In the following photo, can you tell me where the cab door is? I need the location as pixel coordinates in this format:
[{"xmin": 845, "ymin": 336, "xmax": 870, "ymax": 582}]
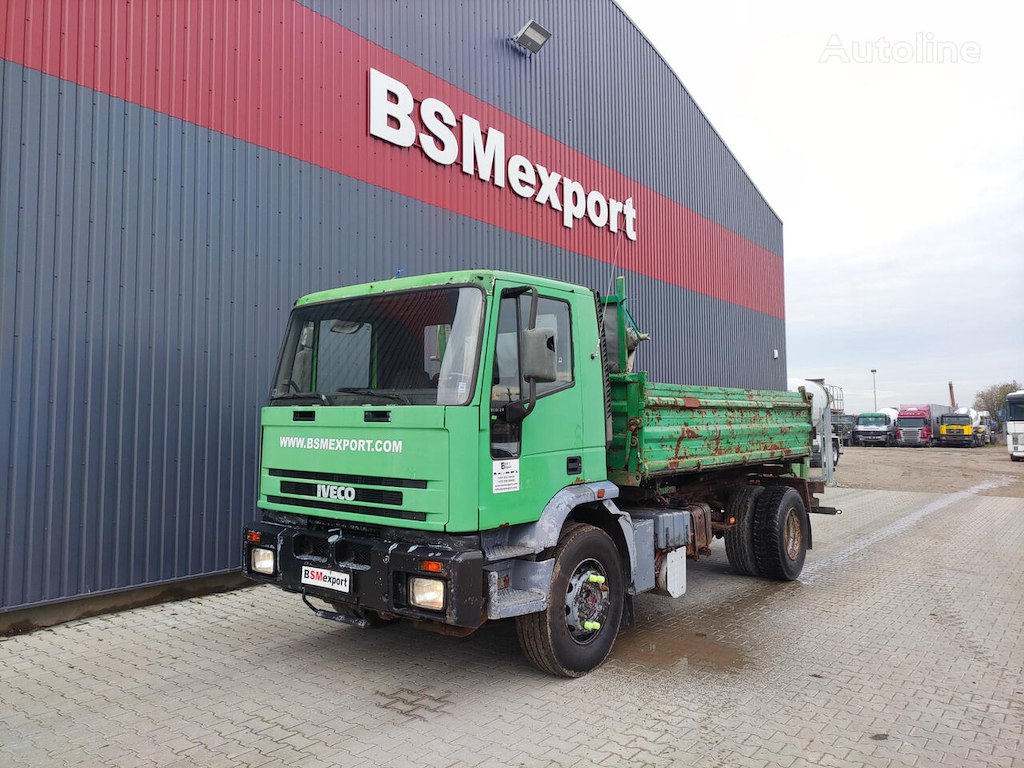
[{"xmin": 477, "ymin": 283, "xmax": 584, "ymax": 530}]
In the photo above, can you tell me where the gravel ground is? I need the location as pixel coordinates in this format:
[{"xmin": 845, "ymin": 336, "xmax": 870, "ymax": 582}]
[{"xmin": 835, "ymin": 442, "xmax": 1024, "ymax": 498}]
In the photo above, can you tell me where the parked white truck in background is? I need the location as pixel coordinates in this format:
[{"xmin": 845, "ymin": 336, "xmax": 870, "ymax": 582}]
[{"xmin": 1006, "ymin": 391, "xmax": 1024, "ymax": 461}]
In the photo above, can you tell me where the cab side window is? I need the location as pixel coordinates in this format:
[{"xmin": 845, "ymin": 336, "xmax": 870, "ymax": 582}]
[
  {"xmin": 523, "ymin": 297, "xmax": 573, "ymax": 396},
  {"xmin": 489, "ymin": 292, "xmax": 574, "ymax": 459},
  {"xmin": 491, "ymin": 294, "xmax": 573, "ymax": 403}
]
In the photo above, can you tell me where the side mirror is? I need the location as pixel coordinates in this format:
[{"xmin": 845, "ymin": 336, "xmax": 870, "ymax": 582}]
[{"xmin": 521, "ymin": 328, "xmax": 556, "ymax": 383}]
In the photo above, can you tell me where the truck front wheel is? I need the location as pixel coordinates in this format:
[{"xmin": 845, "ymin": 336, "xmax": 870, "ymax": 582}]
[
  {"xmin": 515, "ymin": 523, "xmax": 625, "ymax": 677},
  {"xmin": 753, "ymin": 487, "xmax": 808, "ymax": 581}
]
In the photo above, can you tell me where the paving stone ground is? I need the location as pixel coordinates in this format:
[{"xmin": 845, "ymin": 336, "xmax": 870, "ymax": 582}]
[{"xmin": 2, "ymin": 479, "xmax": 1022, "ymax": 767}]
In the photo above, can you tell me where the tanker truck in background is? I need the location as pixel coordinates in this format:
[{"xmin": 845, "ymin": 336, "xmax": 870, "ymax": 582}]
[
  {"xmin": 823, "ymin": 383, "xmax": 854, "ymax": 446},
  {"xmin": 879, "ymin": 407, "xmax": 900, "ymax": 428},
  {"xmin": 936, "ymin": 407, "xmax": 983, "ymax": 448},
  {"xmin": 853, "ymin": 412, "xmax": 897, "ymax": 446},
  {"xmin": 976, "ymin": 410, "xmax": 992, "ymax": 445},
  {"xmin": 789, "ymin": 378, "xmax": 841, "ymax": 469}
]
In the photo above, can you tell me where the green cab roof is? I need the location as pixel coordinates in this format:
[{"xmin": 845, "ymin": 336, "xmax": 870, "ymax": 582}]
[{"xmin": 294, "ymin": 269, "xmax": 594, "ymax": 307}]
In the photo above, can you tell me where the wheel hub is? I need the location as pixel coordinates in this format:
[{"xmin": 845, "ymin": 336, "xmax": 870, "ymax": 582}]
[
  {"xmin": 785, "ymin": 508, "xmax": 803, "ymax": 560},
  {"xmin": 564, "ymin": 558, "xmax": 609, "ymax": 644}
]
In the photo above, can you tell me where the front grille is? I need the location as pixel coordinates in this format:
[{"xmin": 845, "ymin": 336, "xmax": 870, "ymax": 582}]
[
  {"xmin": 279, "ymin": 480, "xmax": 402, "ymax": 506},
  {"xmin": 268, "ymin": 495, "xmax": 427, "ymax": 522},
  {"xmin": 294, "ymin": 534, "xmax": 330, "ymax": 561},
  {"xmin": 902, "ymin": 429, "xmax": 922, "ymax": 441},
  {"xmin": 269, "ymin": 468, "xmax": 427, "ymax": 489},
  {"xmin": 291, "ymin": 533, "xmax": 373, "ymax": 566},
  {"xmin": 267, "ymin": 468, "xmax": 430, "ymax": 523},
  {"xmin": 335, "ymin": 540, "xmax": 372, "ymax": 567}
]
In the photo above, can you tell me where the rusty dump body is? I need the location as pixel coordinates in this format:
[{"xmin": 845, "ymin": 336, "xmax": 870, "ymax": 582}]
[{"xmin": 607, "ymin": 372, "xmax": 813, "ymax": 489}]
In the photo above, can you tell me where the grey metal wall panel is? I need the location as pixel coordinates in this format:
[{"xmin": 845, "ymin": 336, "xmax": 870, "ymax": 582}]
[{"xmin": 1, "ymin": 2, "xmax": 785, "ymax": 612}]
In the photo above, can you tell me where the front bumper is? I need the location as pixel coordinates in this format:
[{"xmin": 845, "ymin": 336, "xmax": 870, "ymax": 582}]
[
  {"xmin": 855, "ymin": 433, "xmax": 890, "ymax": 444},
  {"xmin": 243, "ymin": 518, "xmax": 486, "ymax": 627},
  {"xmin": 937, "ymin": 436, "xmax": 974, "ymax": 447}
]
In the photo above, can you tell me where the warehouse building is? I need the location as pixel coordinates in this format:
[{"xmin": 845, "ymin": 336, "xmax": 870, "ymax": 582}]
[{"xmin": 0, "ymin": 1, "xmax": 785, "ymax": 613}]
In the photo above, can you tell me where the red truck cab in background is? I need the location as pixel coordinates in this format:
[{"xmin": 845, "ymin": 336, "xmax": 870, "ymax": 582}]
[{"xmin": 896, "ymin": 404, "xmax": 950, "ymax": 447}]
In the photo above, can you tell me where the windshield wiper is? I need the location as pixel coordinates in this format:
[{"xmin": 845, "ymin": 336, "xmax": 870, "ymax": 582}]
[
  {"xmin": 334, "ymin": 388, "xmax": 411, "ymax": 405},
  {"xmin": 269, "ymin": 391, "xmax": 330, "ymax": 405}
]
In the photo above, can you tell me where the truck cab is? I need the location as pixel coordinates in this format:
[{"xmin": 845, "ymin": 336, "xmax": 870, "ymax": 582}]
[
  {"xmin": 833, "ymin": 414, "xmax": 855, "ymax": 446},
  {"xmin": 251, "ymin": 271, "xmax": 603, "ymax": 622},
  {"xmin": 243, "ymin": 270, "xmax": 821, "ymax": 676},
  {"xmin": 936, "ymin": 412, "xmax": 978, "ymax": 447},
  {"xmin": 853, "ymin": 412, "xmax": 896, "ymax": 446},
  {"xmin": 1006, "ymin": 391, "xmax": 1024, "ymax": 461},
  {"xmin": 896, "ymin": 406, "xmax": 937, "ymax": 447}
]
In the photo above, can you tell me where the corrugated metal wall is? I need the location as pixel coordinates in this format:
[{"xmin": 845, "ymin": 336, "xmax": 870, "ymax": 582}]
[
  {"xmin": 304, "ymin": 0, "xmax": 782, "ymax": 255},
  {"xmin": 0, "ymin": 0, "xmax": 785, "ymax": 612}
]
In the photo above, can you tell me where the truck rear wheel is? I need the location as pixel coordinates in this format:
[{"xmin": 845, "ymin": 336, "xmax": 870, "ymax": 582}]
[
  {"xmin": 515, "ymin": 523, "xmax": 624, "ymax": 677},
  {"xmin": 753, "ymin": 487, "xmax": 808, "ymax": 581},
  {"xmin": 724, "ymin": 485, "xmax": 764, "ymax": 576}
]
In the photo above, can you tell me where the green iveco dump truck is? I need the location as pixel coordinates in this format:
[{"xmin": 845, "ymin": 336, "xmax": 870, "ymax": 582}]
[{"xmin": 243, "ymin": 270, "xmax": 831, "ymax": 676}]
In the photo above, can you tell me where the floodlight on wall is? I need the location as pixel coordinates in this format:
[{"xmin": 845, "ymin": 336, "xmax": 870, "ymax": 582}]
[{"xmin": 512, "ymin": 20, "xmax": 552, "ymax": 54}]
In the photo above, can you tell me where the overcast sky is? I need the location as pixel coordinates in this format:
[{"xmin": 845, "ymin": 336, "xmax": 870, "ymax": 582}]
[{"xmin": 616, "ymin": 0, "xmax": 1023, "ymax": 413}]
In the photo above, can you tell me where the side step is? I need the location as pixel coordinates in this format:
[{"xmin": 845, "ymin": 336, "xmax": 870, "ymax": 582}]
[{"xmin": 484, "ymin": 560, "xmax": 554, "ymax": 619}]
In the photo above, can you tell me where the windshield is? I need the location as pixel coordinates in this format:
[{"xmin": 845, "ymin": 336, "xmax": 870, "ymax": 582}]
[
  {"xmin": 1006, "ymin": 399, "xmax": 1024, "ymax": 421},
  {"xmin": 899, "ymin": 418, "xmax": 926, "ymax": 428},
  {"xmin": 271, "ymin": 286, "xmax": 485, "ymax": 406},
  {"xmin": 942, "ymin": 416, "xmax": 971, "ymax": 425},
  {"xmin": 857, "ymin": 416, "xmax": 888, "ymax": 426}
]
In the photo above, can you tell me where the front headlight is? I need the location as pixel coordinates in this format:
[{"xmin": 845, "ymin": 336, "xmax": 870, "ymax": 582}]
[
  {"xmin": 409, "ymin": 577, "xmax": 445, "ymax": 611},
  {"xmin": 251, "ymin": 547, "xmax": 275, "ymax": 574}
]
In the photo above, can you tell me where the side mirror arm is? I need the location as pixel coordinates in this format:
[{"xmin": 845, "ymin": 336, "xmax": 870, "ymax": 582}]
[{"xmin": 499, "ymin": 286, "xmax": 541, "ymax": 425}]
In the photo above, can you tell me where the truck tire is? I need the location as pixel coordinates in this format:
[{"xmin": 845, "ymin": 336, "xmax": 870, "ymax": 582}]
[
  {"xmin": 515, "ymin": 523, "xmax": 624, "ymax": 677},
  {"xmin": 724, "ymin": 485, "xmax": 764, "ymax": 576},
  {"xmin": 752, "ymin": 487, "xmax": 808, "ymax": 581}
]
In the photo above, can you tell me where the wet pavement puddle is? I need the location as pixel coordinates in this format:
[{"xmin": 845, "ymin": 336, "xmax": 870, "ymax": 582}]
[{"xmin": 610, "ymin": 628, "xmax": 747, "ymax": 670}]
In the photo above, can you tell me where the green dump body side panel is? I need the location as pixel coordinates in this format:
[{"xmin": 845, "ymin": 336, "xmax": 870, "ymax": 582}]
[{"xmin": 608, "ymin": 372, "xmax": 812, "ymax": 487}]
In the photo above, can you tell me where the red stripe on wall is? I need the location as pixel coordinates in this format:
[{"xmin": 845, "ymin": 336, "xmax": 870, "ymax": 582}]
[{"xmin": 1, "ymin": 0, "xmax": 784, "ymax": 318}]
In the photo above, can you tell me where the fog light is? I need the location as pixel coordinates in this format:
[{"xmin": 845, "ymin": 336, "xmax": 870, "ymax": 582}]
[
  {"xmin": 251, "ymin": 546, "xmax": 275, "ymax": 575},
  {"xmin": 409, "ymin": 577, "xmax": 445, "ymax": 611}
]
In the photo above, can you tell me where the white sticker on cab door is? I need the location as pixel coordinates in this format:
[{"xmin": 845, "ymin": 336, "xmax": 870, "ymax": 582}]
[{"xmin": 492, "ymin": 459, "xmax": 520, "ymax": 494}]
